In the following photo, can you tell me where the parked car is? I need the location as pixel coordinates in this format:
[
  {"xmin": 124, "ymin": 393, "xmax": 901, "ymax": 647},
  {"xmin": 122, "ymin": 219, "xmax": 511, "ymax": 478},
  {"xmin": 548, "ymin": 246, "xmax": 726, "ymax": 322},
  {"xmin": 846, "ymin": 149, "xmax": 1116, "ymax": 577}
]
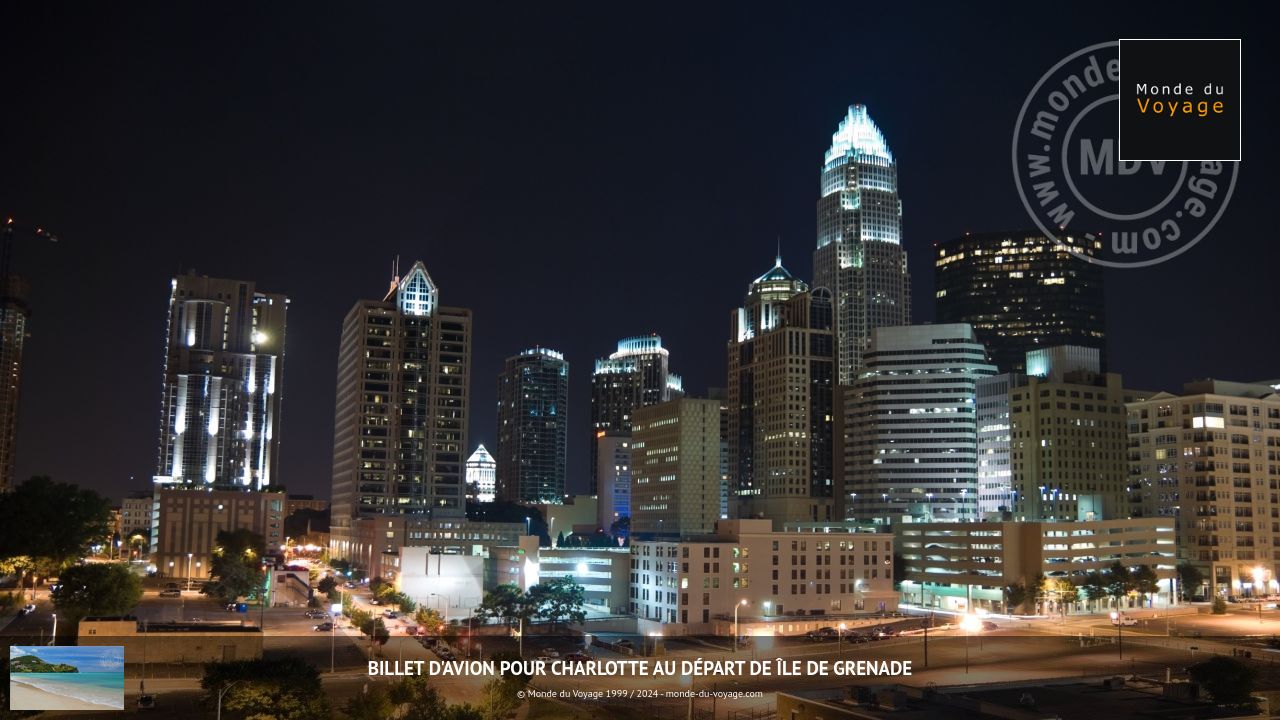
[
  {"xmin": 541, "ymin": 649, "xmax": 560, "ymax": 659},
  {"xmin": 314, "ymin": 622, "xmax": 334, "ymax": 632},
  {"xmin": 305, "ymin": 610, "xmax": 328, "ymax": 619},
  {"xmin": 420, "ymin": 637, "xmax": 439, "ymax": 647},
  {"xmin": 564, "ymin": 652, "xmax": 590, "ymax": 662},
  {"xmin": 159, "ymin": 589, "xmax": 181, "ymax": 598},
  {"xmin": 806, "ymin": 626, "xmax": 838, "ymax": 641},
  {"xmin": 1111, "ymin": 615, "xmax": 1138, "ymax": 626},
  {"xmin": 369, "ymin": 598, "xmax": 381, "ymax": 605},
  {"xmin": 981, "ymin": 620, "xmax": 999, "ymax": 631},
  {"xmin": 615, "ymin": 639, "xmax": 634, "ymax": 649},
  {"xmin": 18, "ymin": 604, "xmax": 36, "ymax": 616},
  {"xmin": 383, "ymin": 610, "xmax": 398, "ymax": 619}
]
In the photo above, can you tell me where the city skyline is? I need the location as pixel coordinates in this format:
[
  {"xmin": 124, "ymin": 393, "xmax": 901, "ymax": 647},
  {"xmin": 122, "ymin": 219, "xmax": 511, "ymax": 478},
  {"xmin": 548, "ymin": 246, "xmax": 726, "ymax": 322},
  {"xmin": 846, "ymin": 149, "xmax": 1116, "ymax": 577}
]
[{"xmin": 1, "ymin": 5, "xmax": 1277, "ymax": 503}]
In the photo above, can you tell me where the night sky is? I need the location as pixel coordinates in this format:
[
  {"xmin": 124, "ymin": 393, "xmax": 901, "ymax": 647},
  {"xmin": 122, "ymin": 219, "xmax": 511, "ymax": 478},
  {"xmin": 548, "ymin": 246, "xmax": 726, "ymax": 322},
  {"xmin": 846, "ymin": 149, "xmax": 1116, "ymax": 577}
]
[{"xmin": 2, "ymin": 4, "xmax": 1276, "ymax": 503}]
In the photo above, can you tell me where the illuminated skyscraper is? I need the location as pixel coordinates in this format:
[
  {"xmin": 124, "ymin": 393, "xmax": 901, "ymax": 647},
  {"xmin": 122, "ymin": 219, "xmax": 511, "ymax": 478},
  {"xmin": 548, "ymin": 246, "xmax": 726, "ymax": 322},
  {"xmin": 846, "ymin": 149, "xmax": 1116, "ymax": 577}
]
[
  {"xmin": 589, "ymin": 335, "xmax": 682, "ymax": 493},
  {"xmin": 496, "ymin": 347, "xmax": 569, "ymax": 504},
  {"xmin": 935, "ymin": 231, "xmax": 1106, "ymax": 373},
  {"xmin": 465, "ymin": 444, "xmax": 496, "ymax": 503},
  {"xmin": 330, "ymin": 261, "xmax": 472, "ymax": 536},
  {"xmin": 727, "ymin": 255, "xmax": 835, "ymax": 528},
  {"xmin": 153, "ymin": 273, "xmax": 288, "ymax": 492},
  {"xmin": 844, "ymin": 324, "xmax": 995, "ymax": 524},
  {"xmin": 813, "ymin": 104, "xmax": 911, "ymax": 384}
]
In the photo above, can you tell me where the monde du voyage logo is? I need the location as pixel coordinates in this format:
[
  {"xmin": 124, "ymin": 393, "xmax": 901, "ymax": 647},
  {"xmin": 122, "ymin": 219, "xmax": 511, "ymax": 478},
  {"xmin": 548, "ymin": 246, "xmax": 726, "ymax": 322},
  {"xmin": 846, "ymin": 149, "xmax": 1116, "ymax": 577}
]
[{"xmin": 1012, "ymin": 40, "xmax": 1240, "ymax": 268}]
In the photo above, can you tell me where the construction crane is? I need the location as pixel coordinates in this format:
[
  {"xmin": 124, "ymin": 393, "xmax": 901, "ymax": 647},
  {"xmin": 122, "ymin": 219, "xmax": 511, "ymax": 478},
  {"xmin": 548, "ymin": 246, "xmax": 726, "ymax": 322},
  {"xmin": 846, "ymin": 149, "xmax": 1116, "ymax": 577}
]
[{"xmin": 1, "ymin": 217, "xmax": 58, "ymax": 310}]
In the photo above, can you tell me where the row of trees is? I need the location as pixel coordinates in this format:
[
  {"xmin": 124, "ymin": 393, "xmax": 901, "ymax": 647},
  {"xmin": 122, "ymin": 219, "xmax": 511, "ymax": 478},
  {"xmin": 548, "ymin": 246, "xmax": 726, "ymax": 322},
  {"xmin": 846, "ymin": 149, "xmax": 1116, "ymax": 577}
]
[
  {"xmin": 0, "ymin": 477, "xmax": 141, "ymax": 630},
  {"xmin": 473, "ymin": 577, "xmax": 586, "ymax": 631},
  {"xmin": 1003, "ymin": 562, "xmax": 1164, "ymax": 614}
]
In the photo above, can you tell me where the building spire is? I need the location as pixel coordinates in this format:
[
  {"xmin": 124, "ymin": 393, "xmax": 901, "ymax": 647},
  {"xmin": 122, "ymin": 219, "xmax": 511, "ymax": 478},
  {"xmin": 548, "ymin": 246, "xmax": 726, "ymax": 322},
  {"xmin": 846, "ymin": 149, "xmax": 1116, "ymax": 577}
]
[{"xmin": 775, "ymin": 236, "xmax": 783, "ymax": 267}]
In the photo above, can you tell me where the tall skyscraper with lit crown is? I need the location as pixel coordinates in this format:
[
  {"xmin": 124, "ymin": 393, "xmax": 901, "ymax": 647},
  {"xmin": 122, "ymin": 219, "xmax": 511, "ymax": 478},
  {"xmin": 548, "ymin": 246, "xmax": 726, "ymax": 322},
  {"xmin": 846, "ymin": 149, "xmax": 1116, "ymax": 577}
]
[
  {"xmin": 589, "ymin": 335, "xmax": 683, "ymax": 493},
  {"xmin": 727, "ymin": 254, "xmax": 835, "ymax": 528},
  {"xmin": 813, "ymin": 104, "xmax": 911, "ymax": 384},
  {"xmin": 329, "ymin": 260, "xmax": 472, "ymax": 537}
]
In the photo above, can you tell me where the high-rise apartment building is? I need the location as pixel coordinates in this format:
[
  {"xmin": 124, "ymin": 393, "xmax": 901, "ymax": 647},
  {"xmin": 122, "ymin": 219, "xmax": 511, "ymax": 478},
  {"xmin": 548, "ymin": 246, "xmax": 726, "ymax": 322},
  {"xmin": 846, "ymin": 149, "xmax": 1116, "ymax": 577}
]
[
  {"xmin": 590, "ymin": 336, "xmax": 682, "ymax": 492},
  {"xmin": 934, "ymin": 231, "xmax": 1106, "ymax": 373},
  {"xmin": 629, "ymin": 520, "xmax": 897, "ymax": 631},
  {"xmin": 976, "ymin": 373, "xmax": 1020, "ymax": 516},
  {"xmin": 595, "ymin": 431, "xmax": 631, "ymax": 534},
  {"xmin": 495, "ymin": 347, "xmax": 568, "ymax": 504},
  {"xmin": 630, "ymin": 397, "xmax": 723, "ymax": 538},
  {"xmin": 1005, "ymin": 347, "xmax": 1150, "ymax": 522},
  {"xmin": 153, "ymin": 274, "xmax": 288, "ymax": 492},
  {"xmin": 727, "ymin": 256, "xmax": 835, "ymax": 528},
  {"xmin": 1127, "ymin": 380, "xmax": 1280, "ymax": 598},
  {"xmin": 0, "ymin": 274, "xmax": 29, "ymax": 493},
  {"xmin": 813, "ymin": 104, "xmax": 911, "ymax": 384},
  {"xmin": 845, "ymin": 324, "xmax": 996, "ymax": 524},
  {"xmin": 330, "ymin": 261, "xmax": 472, "ymax": 556},
  {"xmin": 465, "ymin": 444, "xmax": 496, "ymax": 503}
]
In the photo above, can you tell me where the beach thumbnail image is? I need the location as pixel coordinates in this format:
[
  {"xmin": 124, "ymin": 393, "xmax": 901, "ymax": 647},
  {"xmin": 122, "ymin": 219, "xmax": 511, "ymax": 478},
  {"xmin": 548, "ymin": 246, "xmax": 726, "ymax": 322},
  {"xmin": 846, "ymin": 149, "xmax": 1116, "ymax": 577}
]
[{"xmin": 9, "ymin": 645, "xmax": 125, "ymax": 711}]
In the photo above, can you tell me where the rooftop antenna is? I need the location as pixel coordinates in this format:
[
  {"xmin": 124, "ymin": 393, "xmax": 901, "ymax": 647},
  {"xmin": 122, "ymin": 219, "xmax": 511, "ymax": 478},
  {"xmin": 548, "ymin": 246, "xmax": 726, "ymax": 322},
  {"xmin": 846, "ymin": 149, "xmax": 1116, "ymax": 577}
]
[
  {"xmin": 775, "ymin": 236, "xmax": 783, "ymax": 267},
  {"xmin": 384, "ymin": 255, "xmax": 402, "ymax": 302}
]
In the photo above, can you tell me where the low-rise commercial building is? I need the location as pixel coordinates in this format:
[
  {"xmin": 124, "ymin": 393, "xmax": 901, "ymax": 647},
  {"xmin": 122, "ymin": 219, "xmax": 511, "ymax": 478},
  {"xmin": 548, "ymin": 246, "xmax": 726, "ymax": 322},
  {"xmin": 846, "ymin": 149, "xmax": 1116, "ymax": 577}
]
[
  {"xmin": 79, "ymin": 616, "xmax": 262, "ymax": 665},
  {"xmin": 896, "ymin": 518, "xmax": 1176, "ymax": 612},
  {"xmin": 487, "ymin": 536, "xmax": 631, "ymax": 614},
  {"xmin": 332, "ymin": 516, "xmax": 523, "ymax": 583},
  {"xmin": 153, "ymin": 488, "xmax": 286, "ymax": 581},
  {"xmin": 630, "ymin": 519, "xmax": 896, "ymax": 636}
]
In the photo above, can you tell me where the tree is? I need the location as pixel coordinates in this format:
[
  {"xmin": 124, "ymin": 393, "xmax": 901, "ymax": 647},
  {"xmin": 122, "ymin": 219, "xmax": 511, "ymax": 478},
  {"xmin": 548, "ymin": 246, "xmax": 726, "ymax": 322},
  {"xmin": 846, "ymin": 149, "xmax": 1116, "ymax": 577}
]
[
  {"xmin": 1177, "ymin": 562, "xmax": 1206, "ymax": 601},
  {"xmin": 1081, "ymin": 571, "xmax": 1109, "ymax": 612},
  {"xmin": 1130, "ymin": 565, "xmax": 1161, "ymax": 607},
  {"xmin": 200, "ymin": 656, "xmax": 329, "ymax": 720},
  {"xmin": 1003, "ymin": 583, "xmax": 1029, "ymax": 613},
  {"xmin": 342, "ymin": 684, "xmax": 395, "ymax": 720},
  {"xmin": 202, "ymin": 528, "xmax": 267, "ymax": 604},
  {"xmin": 1189, "ymin": 656, "xmax": 1259, "ymax": 709},
  {"xmin": 415, "ymin": 606, "xmax": 445, "ymax": 632},
  {"xmin": 315, "ymin": 576, "xmax": 337, "ymax": 595},
  {"xmin": 1212, "ymin": 595, "xmax": 1228, "ymax": 614},
  {"xmin": 51, "ymin": 563, "xmax": 142, "ymax": 625},
  {"xmin": 474, "ymin": 584, "xmax": 531, "ymax": 628},
  {"xmin": 389, "ymin": 676, "xmax": 483, "ymax": 720},
  {"xmin": 479, "ymin": 676, "xmax": 524, "ymax": 720},
  {"xmin": 1106, "ymin": 562, "xmax": 1134, "ymax": 607},
  {"xmin": 0, "ymin": 477, "xmax": 113, "ymax": 566},
  {"xmin": 127, "ymin": 532, "xmax": 149, "ymax": 560},
  {"xmin": 609, "ymin": 515, "xmax": 630, "ymax": 543},
  {"xmin": 528, "ymin": 577, "xmax": 586, "ymax": 632}
]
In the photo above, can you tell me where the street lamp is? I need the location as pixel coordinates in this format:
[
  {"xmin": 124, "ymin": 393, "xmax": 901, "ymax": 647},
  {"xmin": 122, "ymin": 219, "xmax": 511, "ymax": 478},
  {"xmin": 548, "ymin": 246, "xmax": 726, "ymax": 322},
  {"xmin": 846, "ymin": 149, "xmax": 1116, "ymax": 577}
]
[
  {"xmin": 1110, "ymin": 611, "xmax": 1124, "ymax": 659},
  {"xmin": 732, "ymin": 599, "xmax": 747, "ymax": 653},
  {"xmin": 187, "ymin": 553, "xmax": 194, "ymax": 592},
  {"xmin": 959, "ymin": 613, "xmax": 981, "ymax": 673},
  {"xmin": 1254, "ymin": 567, "xmax": 1267, "ymax": 623},
  {"xmin": 216, "ymin": 680, "xmax": 241, "ymax": 720}
]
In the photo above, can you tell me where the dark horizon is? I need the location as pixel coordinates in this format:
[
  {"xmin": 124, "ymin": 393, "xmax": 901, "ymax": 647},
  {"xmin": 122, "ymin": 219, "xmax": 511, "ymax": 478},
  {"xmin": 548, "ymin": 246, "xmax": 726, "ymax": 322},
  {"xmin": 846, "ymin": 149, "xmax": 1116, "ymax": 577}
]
[{"xmin": 2, "ymin": 4, "xmax": 1276, "ymax": 503}]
